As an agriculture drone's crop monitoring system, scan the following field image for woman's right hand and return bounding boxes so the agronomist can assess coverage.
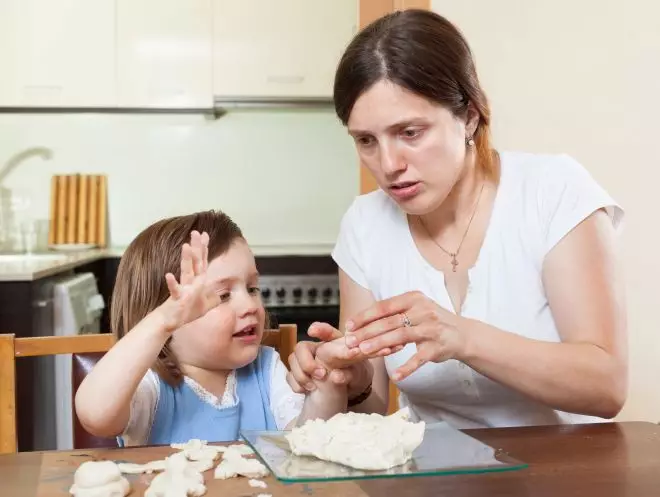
[158,230,221,333]
[286,322,374,396]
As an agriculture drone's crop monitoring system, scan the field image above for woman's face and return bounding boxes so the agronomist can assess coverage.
[347,80,476,215]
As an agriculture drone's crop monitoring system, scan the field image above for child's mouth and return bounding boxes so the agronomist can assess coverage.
[233,325,257,338]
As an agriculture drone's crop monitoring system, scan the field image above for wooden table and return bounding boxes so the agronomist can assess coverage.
[1,421,659,496]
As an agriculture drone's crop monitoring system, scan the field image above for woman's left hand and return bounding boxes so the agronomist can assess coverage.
[344,291,470,381]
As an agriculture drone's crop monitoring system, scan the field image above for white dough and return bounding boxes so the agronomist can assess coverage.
[72,461,122,488]
[248,479,268,488]
[256,494,272,497]
[69,478,130,497]
[188,458,216,473]
[213,452,269,480]
[69,461,130,497]
[170,439,222,461]
[226,443,254,455]
[117,459,167,474]
[285,407,425,470]
[145,452,206,497]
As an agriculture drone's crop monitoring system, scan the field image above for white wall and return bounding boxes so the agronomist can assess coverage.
[0,109,358,248]
[431,0,660,421]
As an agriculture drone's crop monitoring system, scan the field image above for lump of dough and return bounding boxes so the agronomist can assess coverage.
[248,479,268,488]
[213,452,269,480]
[171,439,222,462]
[117,459,167,474]
[145,452,206,497]
[226,443,254,455]
[285,407,425,471]
[69,461,130,497]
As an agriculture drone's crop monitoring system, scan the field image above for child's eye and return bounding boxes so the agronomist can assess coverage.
[248,286,261,296]
[218,292,231,302]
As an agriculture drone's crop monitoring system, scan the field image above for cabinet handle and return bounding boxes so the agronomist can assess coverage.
[267,75,305,85]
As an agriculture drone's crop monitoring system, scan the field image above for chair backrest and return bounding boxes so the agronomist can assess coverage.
[0,324,297,454]
[0,333,115,454]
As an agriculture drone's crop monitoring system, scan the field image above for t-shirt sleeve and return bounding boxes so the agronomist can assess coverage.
[268,352,304,430]
[331,198,370,289]
[120,370,159,446]
[539,154,624,255]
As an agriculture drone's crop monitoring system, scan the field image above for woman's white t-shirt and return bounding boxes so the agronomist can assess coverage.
[332,151,624,429]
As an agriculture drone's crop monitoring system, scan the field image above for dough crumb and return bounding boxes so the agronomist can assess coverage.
[248,478,268,488]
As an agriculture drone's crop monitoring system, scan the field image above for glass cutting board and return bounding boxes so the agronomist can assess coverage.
[240,422,527,483]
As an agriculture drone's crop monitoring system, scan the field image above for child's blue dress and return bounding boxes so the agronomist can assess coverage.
[119,346,279,445]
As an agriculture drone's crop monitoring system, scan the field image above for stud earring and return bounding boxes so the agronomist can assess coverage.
[466,136,475,147]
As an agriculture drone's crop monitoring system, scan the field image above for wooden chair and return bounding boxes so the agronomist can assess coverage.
[0,324,297,454]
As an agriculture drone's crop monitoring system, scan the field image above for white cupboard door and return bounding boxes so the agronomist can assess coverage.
[116,0,213,109]
[213,0,358,98]
[0,0,116,107]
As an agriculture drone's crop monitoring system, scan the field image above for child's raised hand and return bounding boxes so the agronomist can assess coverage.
[160,230,220,333]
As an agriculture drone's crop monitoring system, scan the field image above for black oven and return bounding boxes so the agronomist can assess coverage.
[256,255,339,343]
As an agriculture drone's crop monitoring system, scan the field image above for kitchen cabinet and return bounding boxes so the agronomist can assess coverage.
[213,0,358,99]
[116,0,213,109]
[0,0,116,107]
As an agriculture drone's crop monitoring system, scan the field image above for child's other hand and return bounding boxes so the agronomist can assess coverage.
[159,230,220,332]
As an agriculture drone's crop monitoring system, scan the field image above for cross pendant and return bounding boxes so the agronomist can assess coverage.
[450,253,458,272]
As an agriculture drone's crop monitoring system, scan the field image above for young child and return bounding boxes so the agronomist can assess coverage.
[75,210,346,445]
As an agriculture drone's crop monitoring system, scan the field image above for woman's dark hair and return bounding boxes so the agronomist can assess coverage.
[334,9,495,177]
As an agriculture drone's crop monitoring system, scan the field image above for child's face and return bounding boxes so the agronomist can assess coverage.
[170,238,266,372]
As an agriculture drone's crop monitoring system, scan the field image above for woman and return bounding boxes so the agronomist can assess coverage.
[286,9,627,429]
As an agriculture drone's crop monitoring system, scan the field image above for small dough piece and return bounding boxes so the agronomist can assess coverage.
[145,452,206,497]
[227,443,254,455]
[256,494,272,497]
[214,455,269,480]
[117,459,167,474]
[285,407,425,471]
[171,438,222,461]
[70,461,130,497]
[189,458,216,473]
[248,479,268,488]
[170,439,207,451]
[70,479,130,497]
[72,461,122,488]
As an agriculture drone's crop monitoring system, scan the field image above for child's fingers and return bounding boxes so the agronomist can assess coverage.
[200,232,209,272]
[190,231,203,275]
[329,368,352,385]
[165,273,181,299]
[180,244,194,285]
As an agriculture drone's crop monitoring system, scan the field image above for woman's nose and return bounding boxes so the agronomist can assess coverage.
[379,142,406,176]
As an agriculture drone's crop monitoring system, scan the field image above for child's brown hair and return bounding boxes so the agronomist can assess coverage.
[110,210,243,386]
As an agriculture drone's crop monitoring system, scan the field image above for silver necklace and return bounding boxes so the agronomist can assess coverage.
[419,181,486,272]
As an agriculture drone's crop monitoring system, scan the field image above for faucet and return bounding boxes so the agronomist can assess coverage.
[0,147,53,253]
[0,146,53,184]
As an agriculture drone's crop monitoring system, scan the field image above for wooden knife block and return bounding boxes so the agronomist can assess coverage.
[48,174,108,248]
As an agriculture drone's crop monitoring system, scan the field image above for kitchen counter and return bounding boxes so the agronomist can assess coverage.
[0,243,335,282]
[0,248,125,282]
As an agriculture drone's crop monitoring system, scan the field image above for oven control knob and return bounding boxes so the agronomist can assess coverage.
[292,287,302,299]
[322,287,333,299]
[261,288,271,299]
[308,288,318,299]
[276,288,286,299]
